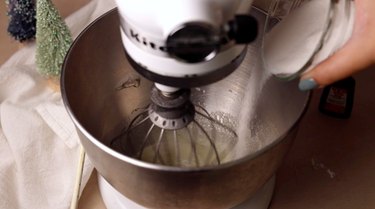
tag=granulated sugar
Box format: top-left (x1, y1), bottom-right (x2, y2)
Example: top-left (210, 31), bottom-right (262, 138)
top-left (263, 0), bottom-right (331, 77)
top-left (263, 0), bottom-right (355, 78)
top-left (235, 62), bottom-right (271, 159)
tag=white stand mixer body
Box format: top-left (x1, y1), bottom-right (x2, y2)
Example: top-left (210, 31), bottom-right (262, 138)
top-left (115, 0), bottom-right (255, 89)
top-left (98, 174), bottom-right (275, 209)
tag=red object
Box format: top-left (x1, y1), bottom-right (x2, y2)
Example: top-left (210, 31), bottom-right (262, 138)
top-left (319, 77), bottom-right (355, 118)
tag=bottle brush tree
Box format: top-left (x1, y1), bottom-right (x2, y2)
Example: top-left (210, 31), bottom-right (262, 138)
top-left (6, 0), bottom-right (37, 42)
top-left (36, 0), bottom-right (72, 78)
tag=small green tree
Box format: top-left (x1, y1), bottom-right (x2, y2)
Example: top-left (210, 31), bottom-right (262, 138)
top-left (36, 0), bottom-right (72, 77)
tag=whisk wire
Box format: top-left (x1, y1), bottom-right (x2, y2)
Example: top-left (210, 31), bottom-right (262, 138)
top-left (196, 110), bottom-right (238, 162)
top-left (110, 109), bottom-right (149, 150)
top-left (196, 110), bottom-right (237, 138)
top-left (138, 123), bottom-right (155, 159)
top-left (173, 130), bottom-right (180, 166)
top-left (186, 127), bottom-right (200, 167)
top-left (193, 120), bottom-right (221, 165)
top-left (127, 111), bottom-right (152, 132)
top-left (153, 128), bottom-right (166, 164)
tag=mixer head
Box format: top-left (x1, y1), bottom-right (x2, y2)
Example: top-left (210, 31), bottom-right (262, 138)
top-left (115, 0), bottom-right (258, 91)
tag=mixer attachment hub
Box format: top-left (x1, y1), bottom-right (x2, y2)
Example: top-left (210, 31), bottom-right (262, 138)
top-left (149, 88), bottom-right (195, 130)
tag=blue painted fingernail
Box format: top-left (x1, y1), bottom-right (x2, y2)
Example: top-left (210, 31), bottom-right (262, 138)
top-left (299, 78), bottom-right (318, 91)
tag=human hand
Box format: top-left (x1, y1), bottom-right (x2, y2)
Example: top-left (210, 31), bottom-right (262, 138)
top-left (298, 0), bottom-right (375, 91)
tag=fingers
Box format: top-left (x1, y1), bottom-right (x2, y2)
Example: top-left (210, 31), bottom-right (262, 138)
top-left (299, 39), bottom-right (373, 91)
top-left (298, 0), bottom-right (375, 91)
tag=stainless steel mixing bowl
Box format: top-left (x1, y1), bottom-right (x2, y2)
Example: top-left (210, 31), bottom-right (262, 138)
top-left (62, 8), bottom-right (310, 209)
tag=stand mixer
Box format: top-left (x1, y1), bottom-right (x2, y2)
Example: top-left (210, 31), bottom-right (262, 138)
top-left (61, 0), bottom-right (310, 209)
top-left (112, 0), bottom-right (259, 167)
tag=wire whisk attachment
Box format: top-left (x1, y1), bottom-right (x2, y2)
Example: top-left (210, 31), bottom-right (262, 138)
top-left (110, 88), bottom-right (237, 167)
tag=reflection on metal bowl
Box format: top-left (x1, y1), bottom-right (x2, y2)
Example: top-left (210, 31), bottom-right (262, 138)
top-left (62, 8), bottom-right (309, 209)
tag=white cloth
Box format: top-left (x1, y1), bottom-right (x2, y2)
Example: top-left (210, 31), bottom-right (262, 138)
top-left (0, 0), bottom-right (116, 208)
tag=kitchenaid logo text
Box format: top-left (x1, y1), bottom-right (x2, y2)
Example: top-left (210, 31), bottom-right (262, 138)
top-left (129, 29), bottom-right (167, 53)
